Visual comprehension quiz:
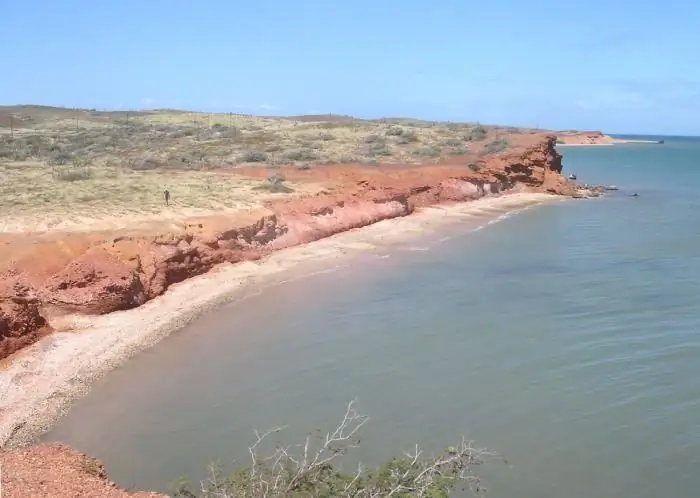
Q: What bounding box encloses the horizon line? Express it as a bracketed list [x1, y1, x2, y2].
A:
[1, 103, 697, 138]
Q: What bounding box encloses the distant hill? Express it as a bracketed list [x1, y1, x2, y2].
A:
[0, 104, 543, 134]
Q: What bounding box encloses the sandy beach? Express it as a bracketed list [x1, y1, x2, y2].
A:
[555, 143, 616, 147]
[555, 131, 663, 147]
[0, 192, 560, 448]
[0, 108, 582, 496]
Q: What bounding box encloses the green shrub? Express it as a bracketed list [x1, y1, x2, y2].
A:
[240, 150, 268, 163]
[364, 134, 384, 144]
[53, 166, 93, 181]
[130, 155, 164, 170]
[443, 138, 463, 147]
[367, 142, 392, 157]
[395, 130, 419, 144]
[464, 125, 487, 141]
[284, 149, 319, 162]
[411, 147, 441, 158]
[480, 138, 511, 155]
[171, 401, 489, 498]
[48, 151, 74, 165]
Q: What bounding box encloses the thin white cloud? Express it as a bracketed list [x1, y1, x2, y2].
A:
[142, 97, 154, 105]
[259, 103, 278, 111]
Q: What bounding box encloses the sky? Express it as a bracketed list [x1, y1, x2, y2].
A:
[4, 0, 700, 135]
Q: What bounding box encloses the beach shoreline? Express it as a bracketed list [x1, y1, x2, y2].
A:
[0, 128, 585, 496]
[556, 143, 616, 147]
[555, 131, 664, 146]
[556, 140, 661, 147]
[0, 192, 562, 448]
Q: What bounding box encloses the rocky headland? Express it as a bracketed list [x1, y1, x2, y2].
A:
[556, 130, 663, 146]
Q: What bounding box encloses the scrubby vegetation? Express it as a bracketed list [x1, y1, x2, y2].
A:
[0, 105, 534, 229]
[252, 172, 295, 193]
[172, 401, 491, 498]
[463, 125, 487, 142]
[480, 139, 511, 156]
[467, 163, 482, 172]
[0, 107, 524, 171]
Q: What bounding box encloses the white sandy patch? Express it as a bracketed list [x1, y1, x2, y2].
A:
[555, 143, 615, 147]
[0, 192, 563, 447]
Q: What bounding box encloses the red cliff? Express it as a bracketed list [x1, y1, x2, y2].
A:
[0, 134, 572, 362]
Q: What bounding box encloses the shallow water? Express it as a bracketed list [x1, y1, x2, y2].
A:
[47, 137, 700, 497]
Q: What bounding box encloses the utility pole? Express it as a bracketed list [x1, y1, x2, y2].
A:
[9, 115, 13, 138]
[228, 112, 232, 127]
[75, 108, 79, 130]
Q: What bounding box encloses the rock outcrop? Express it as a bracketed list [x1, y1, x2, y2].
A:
[0, 134, 582, 498]
[555, 130, 616, 145]
[0, 134, 572, 362]
[0, 275, 50, 360]
[0, 443, 165, 497]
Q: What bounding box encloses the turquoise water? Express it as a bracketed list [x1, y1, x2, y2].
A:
[46, 138, 700, 497]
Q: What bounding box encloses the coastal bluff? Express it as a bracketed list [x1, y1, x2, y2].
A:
[1, 134, 573, 363]
[1, 133, 584, 497]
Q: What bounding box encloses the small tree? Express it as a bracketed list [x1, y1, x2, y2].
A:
[173, 401, 491, 497]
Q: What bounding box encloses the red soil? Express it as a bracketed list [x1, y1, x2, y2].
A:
[0, 133, 575, 497]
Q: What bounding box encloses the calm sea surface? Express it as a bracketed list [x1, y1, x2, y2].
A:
[46, 137, 700, 497]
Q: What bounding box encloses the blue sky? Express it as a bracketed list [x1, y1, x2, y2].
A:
[4, 0, 700, 135]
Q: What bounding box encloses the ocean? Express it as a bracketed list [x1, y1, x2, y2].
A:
[45, 137, 700, 497]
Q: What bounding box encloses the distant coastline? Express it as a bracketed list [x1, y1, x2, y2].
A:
[555, 131, 664, 147]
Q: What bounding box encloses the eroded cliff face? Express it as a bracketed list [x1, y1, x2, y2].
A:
[0, 135, 572, 361]
[0, 287, 48, 360]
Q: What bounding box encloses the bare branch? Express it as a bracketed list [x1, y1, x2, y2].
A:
[174, 400, 493, 498]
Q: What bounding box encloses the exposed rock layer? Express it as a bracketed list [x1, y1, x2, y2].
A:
[0, 134, 572, 362]
[0, 134, 582, 497]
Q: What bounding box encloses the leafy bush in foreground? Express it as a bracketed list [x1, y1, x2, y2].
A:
[172, 401, 490, 497]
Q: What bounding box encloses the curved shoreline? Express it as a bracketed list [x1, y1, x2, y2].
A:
[0, 192, 562, 448]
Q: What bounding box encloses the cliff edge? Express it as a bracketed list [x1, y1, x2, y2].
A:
[0, 134, 579, 497]
[0, 134, 571, 363]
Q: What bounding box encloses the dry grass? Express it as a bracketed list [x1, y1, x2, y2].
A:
[0, 106, 529, 233]
[0, 160, 319, 233]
